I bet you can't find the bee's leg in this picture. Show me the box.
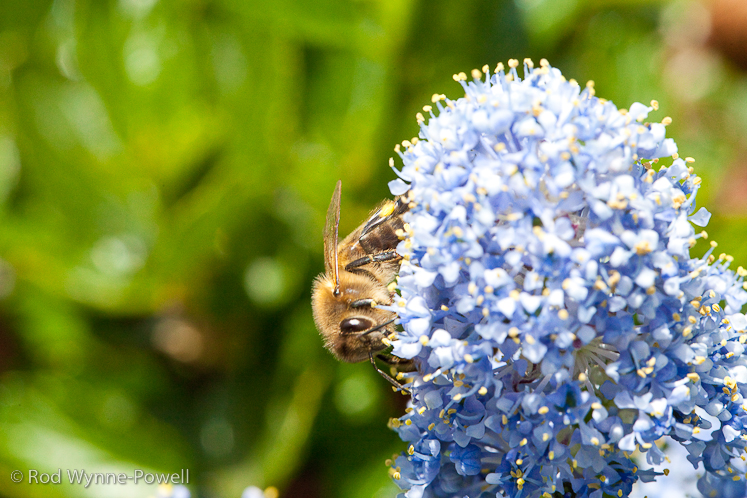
[345,250,400,271]
[369,351,410,394]
[376,353,416,372]
[350,298,377,309]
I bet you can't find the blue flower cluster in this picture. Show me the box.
[385,59,747,498]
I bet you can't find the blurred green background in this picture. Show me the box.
[2,0,747,497]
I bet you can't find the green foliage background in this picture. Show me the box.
[1,0,746,497]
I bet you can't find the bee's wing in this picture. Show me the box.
[323,180,342,293]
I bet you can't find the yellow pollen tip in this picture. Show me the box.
[379,201,396,218]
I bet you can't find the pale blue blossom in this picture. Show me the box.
[386,59,747,498]
[156,484,191,498]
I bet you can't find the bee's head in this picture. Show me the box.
[311,272,395,363]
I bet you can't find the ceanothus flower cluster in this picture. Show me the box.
[384,59,747,498]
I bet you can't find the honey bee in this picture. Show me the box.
[311,180,411,390]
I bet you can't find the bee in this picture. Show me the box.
[311,180,412,390]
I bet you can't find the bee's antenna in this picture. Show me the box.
[369,351,410,394]
[360,317,396,336]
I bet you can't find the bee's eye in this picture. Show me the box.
[340,317,374,334]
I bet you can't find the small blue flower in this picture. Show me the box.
[386,59,747,498]
[156,484,191,498]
